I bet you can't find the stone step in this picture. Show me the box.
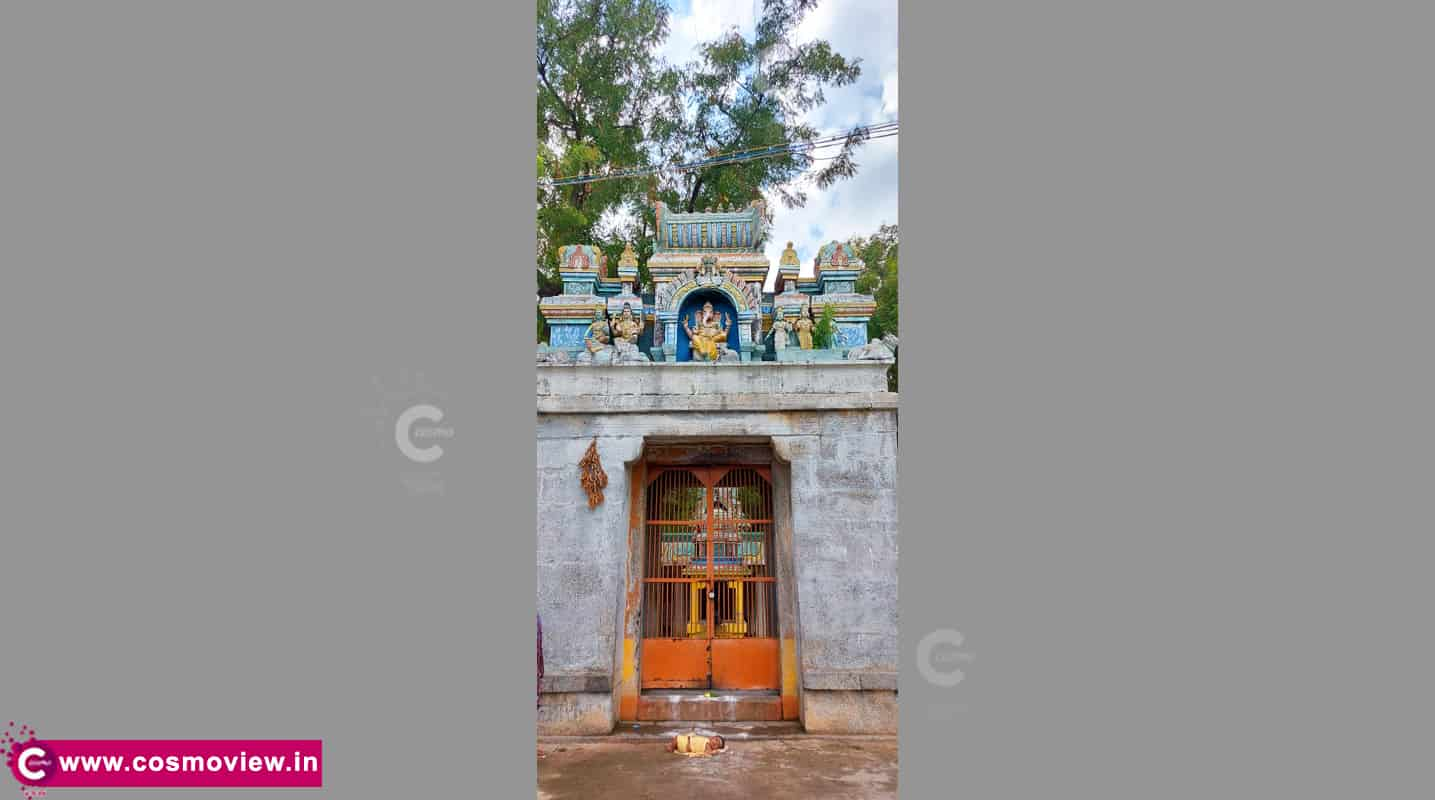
[611,721,803,740]
[636,689,783,722]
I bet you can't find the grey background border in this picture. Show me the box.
[904,2,1431,796]
[2,2,535,797]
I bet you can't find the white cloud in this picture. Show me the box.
[881,70,898,116]
[661,0,761,67]
[761,133,898,291]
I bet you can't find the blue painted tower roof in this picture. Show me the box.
[654,199,766,252]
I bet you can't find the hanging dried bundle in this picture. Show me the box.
[579,438,608,509]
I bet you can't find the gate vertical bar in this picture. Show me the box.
[704,468,716,684]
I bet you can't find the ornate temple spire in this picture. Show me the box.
[779,241,800,268]
[777,240,802,290]
[616,241,639,284]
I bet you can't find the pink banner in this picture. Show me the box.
[8,740,322,788]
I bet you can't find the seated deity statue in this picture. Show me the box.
[611,303,643,345]
[584,317,611,354]
[683,301,730,362]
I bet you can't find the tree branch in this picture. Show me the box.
[537,57,583,138]
[685,172,705,212]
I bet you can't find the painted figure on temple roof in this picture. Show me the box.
[584,316,611,354]
[612,302,644,345]
[794,306,815,350]
[771,307,793,351]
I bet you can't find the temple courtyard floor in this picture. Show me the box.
[537,727,898,799]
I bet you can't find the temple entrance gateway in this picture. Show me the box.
[640,465,780,694]
[537,199,897,736]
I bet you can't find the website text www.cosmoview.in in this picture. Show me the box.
[8,739,322,789]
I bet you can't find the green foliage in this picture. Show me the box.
[538,0,673,297]
[842,223,897,341]
[654,0,863,213]
[735,486,765,519]
[662,486,705,520]
[851,223,898,294]
[869,252,897,340]
[813,303,837,349]
[635,236,654,291]
[847,224,898,389]
[537,0,670,206]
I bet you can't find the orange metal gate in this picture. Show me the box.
[640,465,779,691]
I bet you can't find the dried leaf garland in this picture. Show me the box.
[579,438,608,509]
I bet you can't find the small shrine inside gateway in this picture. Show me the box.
[537,200,893,364]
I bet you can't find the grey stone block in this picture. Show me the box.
[802,690,897,734]
[801,670,899,692]
[537,692,615,736]
[804,670,863,690]
[860,673,898,691]
[540,673,612,693]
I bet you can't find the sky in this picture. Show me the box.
[657,0,898,291]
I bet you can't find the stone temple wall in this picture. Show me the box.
[537,362,898,734]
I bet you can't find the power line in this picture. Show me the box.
[544,124,896,187]
[540,120,898,189]
[543,129,896,188]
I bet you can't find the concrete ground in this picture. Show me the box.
[537,734,897,799]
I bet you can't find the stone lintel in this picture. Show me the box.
[537,362,896,415]
[539,392,898,414]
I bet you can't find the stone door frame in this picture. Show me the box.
[615,438,802,722]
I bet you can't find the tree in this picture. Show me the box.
[868,250,897,341]
[847,224,898,389]
[845,223,897,340]
[813,303,837,349]
[851,223,898,295]
[652,0,864,214]
[538,0,672,301]
[538,0,670,213]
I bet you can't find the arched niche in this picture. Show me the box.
[675,289,741,362]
